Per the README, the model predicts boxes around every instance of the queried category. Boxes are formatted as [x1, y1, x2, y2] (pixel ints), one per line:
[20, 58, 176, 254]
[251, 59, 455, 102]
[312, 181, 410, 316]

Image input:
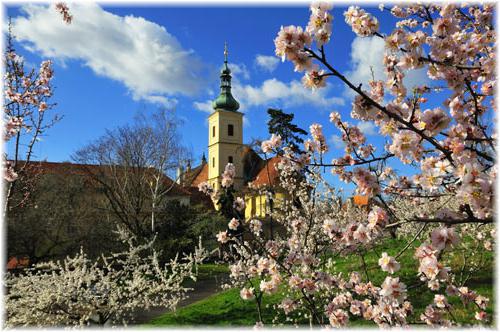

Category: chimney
[176, 164, 184, 185]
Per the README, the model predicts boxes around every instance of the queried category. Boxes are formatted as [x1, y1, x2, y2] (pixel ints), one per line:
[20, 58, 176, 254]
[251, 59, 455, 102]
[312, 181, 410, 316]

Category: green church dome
[212, 43, 240, 112]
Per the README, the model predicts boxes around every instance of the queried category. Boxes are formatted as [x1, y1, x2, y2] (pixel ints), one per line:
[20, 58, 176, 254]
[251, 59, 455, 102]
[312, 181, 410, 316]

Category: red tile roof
[250, 156, 282, 187]
[190, 163, 208, 187]
[7, 256, 29, 270]
[14, 160, 191, 197]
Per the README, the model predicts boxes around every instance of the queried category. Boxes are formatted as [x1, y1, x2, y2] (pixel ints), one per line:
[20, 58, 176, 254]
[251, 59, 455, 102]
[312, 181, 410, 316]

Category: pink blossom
[418, 256, 440, 280]
[352, 167, 380, 197]
[197, 181, 214, 195]
[388, 131, 422, 164]
[368, 206, 388, 229]
[221, 163, 236, 188]
[216, 231, 229, 244]
[378, 252, 400, 274]
[261, 134, 282, 153]
[344, 6, 379, 37]
[419, 108, 450, 137]
[3, 161, 18, 182]
[434, 294, 448, 308]
[260, 278, 279, 294]
[240, 287, 255, 300]
[475, 295, 489, 310]
[55, 3, 72, 24]
[475, 311, 488, 321]
[379, 277, 406, 303]
[228, 218, 240, 231]
[329, 309, 349, 327]
[302, 66, 327, 90]
[249, 219, 262, 234]
[353, 224, 371, 243]
[430, 227, 459, 251]
[233, 197, 245, 212]
[279, 298, 297, 314]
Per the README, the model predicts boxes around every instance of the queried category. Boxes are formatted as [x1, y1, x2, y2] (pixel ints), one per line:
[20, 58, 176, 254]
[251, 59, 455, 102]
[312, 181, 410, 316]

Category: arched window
[212, 157, 215, 168]
[228, 156, 233, 163]
[212, 126, 216, 137]
[228, 124, 234, 136]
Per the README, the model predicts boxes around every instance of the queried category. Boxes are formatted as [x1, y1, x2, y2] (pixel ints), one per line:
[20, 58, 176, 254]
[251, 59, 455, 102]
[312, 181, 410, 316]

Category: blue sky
[6, 3, 432, 191]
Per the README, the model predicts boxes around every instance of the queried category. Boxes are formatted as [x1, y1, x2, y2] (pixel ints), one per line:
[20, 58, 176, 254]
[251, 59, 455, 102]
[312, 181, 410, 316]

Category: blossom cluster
[221, 163, 236, 188]
[261, 134, 282, 153]
[5, 228, 207, 326]
[206, 2, 495, 328]
[344, 6, 379, 37]
[55, 3, 73, 24]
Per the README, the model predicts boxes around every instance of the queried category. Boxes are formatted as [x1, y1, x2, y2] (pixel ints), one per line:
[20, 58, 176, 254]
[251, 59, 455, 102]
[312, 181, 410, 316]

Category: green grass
[148, 237, 494, 327]
[147, 287, 284, 326]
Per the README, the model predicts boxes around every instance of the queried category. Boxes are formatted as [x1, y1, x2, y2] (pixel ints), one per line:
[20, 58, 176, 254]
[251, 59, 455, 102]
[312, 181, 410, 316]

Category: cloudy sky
[6, 3, 427, 189]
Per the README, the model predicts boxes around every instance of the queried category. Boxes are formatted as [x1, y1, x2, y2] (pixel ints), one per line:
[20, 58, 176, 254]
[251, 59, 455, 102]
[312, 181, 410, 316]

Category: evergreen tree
[267, 108, 307, 153]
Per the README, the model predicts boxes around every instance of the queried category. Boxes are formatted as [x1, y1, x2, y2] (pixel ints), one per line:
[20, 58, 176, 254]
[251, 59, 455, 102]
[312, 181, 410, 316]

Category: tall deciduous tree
[73, 109, 190, 239]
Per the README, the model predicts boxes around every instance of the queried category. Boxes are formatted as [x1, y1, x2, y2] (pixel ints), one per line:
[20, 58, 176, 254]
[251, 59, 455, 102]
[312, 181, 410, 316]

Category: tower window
[228, 156, 233, 163]
[212, 126, 216, 137]
[228, 124, 234, 136]
[212, 157, 215, 168]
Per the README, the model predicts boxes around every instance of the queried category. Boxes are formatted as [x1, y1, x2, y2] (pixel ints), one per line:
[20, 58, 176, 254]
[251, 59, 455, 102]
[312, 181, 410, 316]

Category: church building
[179, 45, 285, 220]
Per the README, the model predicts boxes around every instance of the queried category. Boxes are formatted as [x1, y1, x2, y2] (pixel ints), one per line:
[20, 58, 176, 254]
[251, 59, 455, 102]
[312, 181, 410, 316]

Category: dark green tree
[267, 108, 307, 153]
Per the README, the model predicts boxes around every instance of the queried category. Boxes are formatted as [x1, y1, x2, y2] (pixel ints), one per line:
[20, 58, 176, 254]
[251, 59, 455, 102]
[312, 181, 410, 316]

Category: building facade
[181, 45, 283, 219]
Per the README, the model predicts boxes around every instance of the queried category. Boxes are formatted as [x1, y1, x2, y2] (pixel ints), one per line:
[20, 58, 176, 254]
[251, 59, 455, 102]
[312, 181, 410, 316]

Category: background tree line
[7, 108, 225, 265]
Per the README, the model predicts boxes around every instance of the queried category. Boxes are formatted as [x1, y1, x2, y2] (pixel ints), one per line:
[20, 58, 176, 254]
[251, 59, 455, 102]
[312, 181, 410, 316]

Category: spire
[201, 153, 207, 164]
[212, 42, 240, 112]
[224, 41, 228, 63]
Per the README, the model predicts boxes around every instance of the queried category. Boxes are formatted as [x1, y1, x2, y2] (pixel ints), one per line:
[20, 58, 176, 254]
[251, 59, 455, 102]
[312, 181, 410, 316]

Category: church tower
[207, 43, 244, 192]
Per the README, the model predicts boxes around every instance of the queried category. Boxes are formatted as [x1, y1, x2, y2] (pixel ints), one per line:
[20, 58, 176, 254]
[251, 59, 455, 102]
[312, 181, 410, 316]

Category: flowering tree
[5, 227, 207, 327]
[3, 2, 71, 215]
[200, 2, 495, 328]
[3, 22, 59, 215]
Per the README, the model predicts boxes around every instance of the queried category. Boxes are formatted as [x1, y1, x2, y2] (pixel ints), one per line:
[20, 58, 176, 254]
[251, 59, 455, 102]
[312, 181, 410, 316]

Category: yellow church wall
[208, 109, 244, 191]
[244, 191, 287, 220]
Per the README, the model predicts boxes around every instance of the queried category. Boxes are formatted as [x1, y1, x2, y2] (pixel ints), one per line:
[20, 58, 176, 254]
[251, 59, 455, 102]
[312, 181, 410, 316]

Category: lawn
[147, 237, 494, 327]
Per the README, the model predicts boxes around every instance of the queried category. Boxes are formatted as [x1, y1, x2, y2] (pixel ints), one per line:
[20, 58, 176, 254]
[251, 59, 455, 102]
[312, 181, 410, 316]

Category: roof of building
[7, 256, 29, 270]
[183, 162, 209, 188]
[182, 150, 282, 191]
[249, 156, 282, 188]
[14, 160, 192, 197]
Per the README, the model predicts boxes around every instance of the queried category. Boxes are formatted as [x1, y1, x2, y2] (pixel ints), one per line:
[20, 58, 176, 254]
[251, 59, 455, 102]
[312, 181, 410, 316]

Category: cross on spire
[224, 41, 228, 63]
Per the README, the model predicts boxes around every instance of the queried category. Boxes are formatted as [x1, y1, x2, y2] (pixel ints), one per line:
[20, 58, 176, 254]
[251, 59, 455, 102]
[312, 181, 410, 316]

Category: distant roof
[183, 162, 208, 188]
[13, 160, 191, 197]
[7, 256, 29, 270]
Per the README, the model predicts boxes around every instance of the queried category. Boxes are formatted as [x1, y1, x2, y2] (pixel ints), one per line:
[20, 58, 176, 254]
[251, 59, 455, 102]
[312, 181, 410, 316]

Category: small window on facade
[212, 126, 216, 137]
[228, 124, 234, 136]
[228, 156, 233, 163]
[212, 157, 215, 168]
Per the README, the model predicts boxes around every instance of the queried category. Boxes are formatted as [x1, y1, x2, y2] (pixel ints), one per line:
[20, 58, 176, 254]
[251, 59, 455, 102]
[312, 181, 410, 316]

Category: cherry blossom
[378, 252, 400, 274]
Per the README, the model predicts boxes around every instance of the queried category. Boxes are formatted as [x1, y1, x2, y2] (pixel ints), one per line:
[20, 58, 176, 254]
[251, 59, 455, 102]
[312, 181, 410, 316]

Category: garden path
[130, 270, 230, 324]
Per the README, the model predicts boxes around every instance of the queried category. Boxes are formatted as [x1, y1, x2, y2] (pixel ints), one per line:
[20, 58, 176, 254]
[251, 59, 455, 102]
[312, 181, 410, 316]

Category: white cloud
[229, 62, 250, 80]
[255, 54, 280, 73]
[194, 77, 344, 114]
[232, 78, 345, 111]
[193, 100, 213, 114]
[329, 135, 345, 149]
[345, 36, 429, 97]
[243, 115, 250, 127]
[12, 3, 206, 106]
[357, 121, 377, 135]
